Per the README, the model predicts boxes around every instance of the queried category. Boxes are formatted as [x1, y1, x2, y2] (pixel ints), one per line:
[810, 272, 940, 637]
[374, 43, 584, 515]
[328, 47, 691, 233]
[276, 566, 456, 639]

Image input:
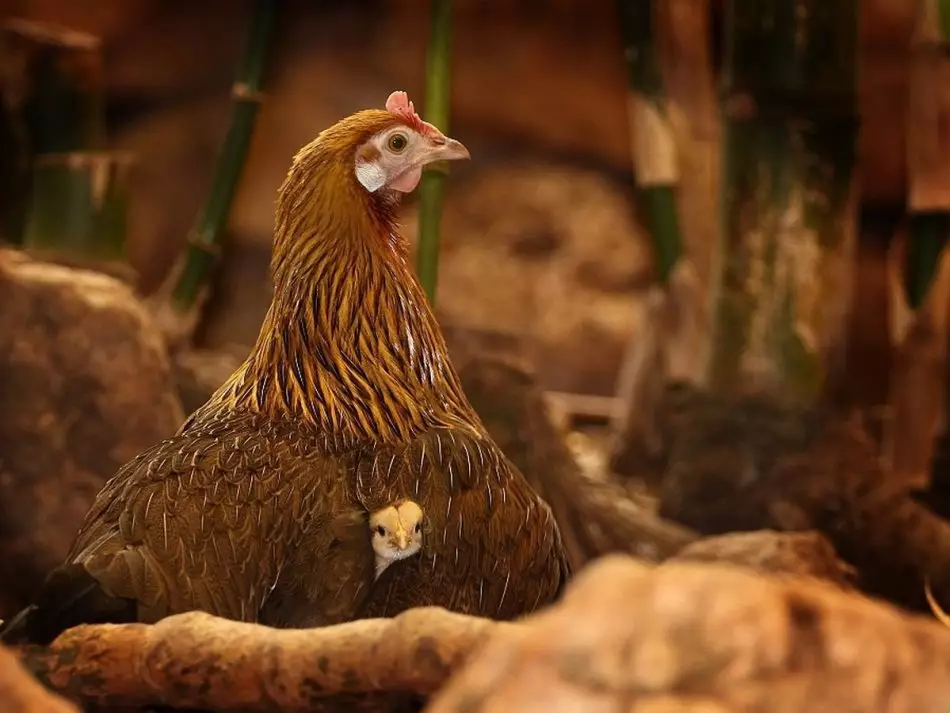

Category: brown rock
[0, 249, 183, 616]
[427, 556, 950, 713]
[671, 530, 856, 589]
[405, 163, 651, 396]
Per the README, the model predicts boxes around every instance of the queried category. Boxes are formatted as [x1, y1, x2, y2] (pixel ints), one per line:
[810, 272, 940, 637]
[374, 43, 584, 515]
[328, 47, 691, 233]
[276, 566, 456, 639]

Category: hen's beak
[437, 137, 470, 161]
[423, 135, 470, 164]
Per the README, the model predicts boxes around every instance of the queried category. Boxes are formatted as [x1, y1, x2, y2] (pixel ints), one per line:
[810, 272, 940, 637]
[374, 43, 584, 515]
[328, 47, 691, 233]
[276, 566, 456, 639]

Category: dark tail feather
[0, 563, 137, 645]
[0, 604, 39, 643]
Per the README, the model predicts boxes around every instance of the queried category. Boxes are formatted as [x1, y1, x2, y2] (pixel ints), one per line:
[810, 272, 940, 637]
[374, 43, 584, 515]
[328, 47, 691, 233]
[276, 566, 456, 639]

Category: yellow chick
[369, 499, 424, 578]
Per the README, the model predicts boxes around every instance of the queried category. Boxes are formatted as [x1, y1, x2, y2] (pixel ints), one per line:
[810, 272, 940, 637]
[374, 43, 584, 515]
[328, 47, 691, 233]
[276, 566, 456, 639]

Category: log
[18, 608, 512, 711]
[17, 557, 950, 713]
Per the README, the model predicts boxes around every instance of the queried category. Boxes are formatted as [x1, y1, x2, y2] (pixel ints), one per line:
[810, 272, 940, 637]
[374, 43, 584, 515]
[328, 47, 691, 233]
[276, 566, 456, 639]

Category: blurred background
[2, 0, 914, 398]
[3, 0, 666, 396]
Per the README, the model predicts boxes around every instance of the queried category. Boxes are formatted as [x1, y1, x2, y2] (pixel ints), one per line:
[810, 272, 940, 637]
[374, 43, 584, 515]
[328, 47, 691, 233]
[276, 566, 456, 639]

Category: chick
[369, 499, 424, 578]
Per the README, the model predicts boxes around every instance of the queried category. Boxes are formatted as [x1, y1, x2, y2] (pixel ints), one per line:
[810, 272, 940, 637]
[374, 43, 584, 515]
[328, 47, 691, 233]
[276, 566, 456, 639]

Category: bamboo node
[186, 230, 224, 257]
[33, 151, 137, 169]
[2, 18, 100, 50]
[232, 82, 267, 103]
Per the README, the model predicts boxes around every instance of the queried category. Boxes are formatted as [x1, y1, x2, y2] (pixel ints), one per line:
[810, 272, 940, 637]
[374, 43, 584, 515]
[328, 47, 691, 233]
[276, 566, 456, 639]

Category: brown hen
[0, 91, 569, 644]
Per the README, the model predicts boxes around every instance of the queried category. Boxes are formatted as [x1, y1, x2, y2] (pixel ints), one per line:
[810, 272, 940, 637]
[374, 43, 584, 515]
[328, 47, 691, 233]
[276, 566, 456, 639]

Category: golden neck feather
[195, 117, 477, 447]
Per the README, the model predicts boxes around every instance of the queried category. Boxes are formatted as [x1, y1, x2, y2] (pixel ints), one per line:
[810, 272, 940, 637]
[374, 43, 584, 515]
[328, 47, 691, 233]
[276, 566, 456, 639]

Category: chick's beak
[394, 529, 410, 550]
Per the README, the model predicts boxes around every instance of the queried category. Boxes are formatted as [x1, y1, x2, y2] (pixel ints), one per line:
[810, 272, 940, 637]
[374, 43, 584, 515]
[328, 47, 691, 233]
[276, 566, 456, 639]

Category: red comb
[385, 91, 441, 138]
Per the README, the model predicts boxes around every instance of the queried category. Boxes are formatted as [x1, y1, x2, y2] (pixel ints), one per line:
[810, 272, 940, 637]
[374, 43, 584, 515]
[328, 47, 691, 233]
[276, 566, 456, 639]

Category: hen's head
[272, 91, 469, 270]
[301, 90, 469, 196]
[354, 91, 469, 194]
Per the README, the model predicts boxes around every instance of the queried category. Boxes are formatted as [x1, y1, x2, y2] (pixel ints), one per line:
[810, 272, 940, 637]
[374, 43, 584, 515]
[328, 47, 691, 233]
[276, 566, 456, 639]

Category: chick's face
[369, 500, 424, 565]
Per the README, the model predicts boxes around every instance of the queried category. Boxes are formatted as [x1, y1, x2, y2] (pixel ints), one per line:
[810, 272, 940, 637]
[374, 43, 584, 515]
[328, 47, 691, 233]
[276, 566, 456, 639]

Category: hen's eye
[376, 525, 386, 536]
[387, 133, 408, 152]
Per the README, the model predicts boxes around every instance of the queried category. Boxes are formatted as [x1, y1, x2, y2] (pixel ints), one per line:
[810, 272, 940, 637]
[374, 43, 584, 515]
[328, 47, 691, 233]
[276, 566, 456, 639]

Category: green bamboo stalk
[904, 0, 950, 310]
[415, 0, 453, 306]
[23, 151, 134, 266]
[904, 215, 948, 310]
[939, 0, 950, 41]
[0, 20, 105, 249]
[889, 0, 950, 494]
[709, 0, 858, 402]
[616, 0, 682, 284]
[608, 0, 692, 479]
[170, 0, 278, 312]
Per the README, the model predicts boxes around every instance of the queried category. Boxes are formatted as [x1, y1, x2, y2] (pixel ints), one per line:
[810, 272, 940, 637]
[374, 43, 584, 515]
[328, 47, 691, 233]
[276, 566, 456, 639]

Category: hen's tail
[0, 563, 136, 645]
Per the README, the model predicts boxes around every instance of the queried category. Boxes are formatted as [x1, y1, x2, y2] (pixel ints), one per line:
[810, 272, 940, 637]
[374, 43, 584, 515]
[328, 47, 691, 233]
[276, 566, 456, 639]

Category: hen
[0, 91, 569, 644]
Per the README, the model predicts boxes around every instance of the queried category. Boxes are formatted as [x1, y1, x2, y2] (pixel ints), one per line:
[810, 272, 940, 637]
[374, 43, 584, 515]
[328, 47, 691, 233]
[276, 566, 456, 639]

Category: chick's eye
[387, 133, 408, 153]
[414, 523, 422, 533]
[376, 525, 386, 536]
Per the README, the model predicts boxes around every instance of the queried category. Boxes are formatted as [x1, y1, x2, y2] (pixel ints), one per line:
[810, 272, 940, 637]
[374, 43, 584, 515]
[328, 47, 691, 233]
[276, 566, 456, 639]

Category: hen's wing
[259, 509, 376, 628]
[0, 411, 347, 644]
[356, 426, 571, 621]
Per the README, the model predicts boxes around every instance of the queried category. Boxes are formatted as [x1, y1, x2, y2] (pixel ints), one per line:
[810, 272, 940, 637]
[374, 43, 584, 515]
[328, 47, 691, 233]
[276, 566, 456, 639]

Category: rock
[427, 555, 950, 713]
[671, 530, 856, 589]
[0, 249, 183, 616]
[410, 163, 651, 396]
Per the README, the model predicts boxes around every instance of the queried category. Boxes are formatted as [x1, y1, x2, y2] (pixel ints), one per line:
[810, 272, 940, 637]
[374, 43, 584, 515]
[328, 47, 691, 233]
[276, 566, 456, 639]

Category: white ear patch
[356, 161, 386, 193]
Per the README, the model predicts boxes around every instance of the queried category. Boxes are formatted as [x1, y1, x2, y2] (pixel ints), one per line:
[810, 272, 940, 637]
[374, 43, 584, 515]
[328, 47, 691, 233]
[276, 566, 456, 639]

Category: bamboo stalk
[655, 0, 720, 301]
[167, 0, 278, 315]
[0, 19, 104, 249]
[617, 0, 682, 284]
[904, 0, 950, 308]
[22, 150, 135, 276]
[415, 0, 453, 306]
[708, 0, 858, 404]
[904, 216, 948, 310]
[608, 1, 710, 480]
[885, 0, 950, 491]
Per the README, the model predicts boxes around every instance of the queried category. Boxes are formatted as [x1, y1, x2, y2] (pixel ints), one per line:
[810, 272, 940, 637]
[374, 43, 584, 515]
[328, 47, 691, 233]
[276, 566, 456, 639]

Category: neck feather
[199, 142, 476, 447]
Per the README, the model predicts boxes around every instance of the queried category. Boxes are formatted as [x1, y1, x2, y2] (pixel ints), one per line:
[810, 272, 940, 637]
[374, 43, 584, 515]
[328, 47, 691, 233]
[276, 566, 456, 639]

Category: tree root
[18, 607, 514, 711]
